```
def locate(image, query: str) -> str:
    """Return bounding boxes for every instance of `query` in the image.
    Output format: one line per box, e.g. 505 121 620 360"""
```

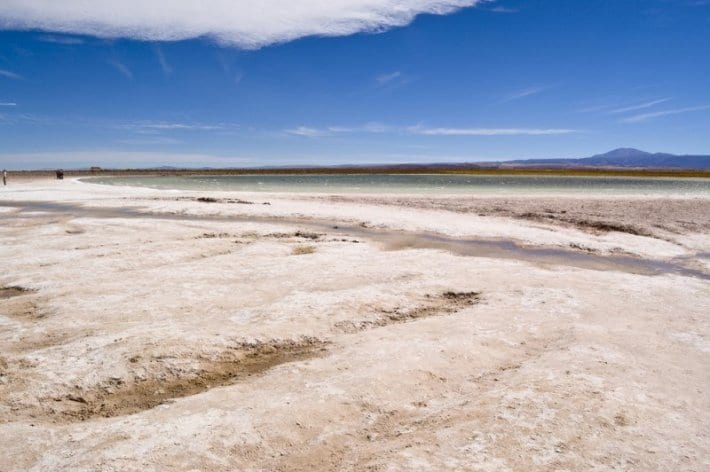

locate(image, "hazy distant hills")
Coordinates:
500 148 710 170
66 148 708 173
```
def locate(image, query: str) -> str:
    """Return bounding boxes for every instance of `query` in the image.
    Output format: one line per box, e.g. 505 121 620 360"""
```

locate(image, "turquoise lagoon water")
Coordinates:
86 174 710 196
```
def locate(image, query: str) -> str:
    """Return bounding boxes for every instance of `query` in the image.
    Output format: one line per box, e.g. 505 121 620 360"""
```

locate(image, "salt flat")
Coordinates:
1 177 708 471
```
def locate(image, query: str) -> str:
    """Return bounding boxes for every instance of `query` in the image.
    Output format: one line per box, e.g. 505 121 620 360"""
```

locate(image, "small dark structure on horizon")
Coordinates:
56 169 64 180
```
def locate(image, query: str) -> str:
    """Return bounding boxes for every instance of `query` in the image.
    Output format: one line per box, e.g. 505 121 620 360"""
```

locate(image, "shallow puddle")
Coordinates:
2 200 708 280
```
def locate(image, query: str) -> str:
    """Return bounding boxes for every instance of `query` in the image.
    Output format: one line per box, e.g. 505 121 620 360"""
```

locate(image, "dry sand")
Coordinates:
0 177 709 471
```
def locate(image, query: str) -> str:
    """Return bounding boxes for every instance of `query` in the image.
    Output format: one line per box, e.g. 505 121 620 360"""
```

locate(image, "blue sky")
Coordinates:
0 0 709 169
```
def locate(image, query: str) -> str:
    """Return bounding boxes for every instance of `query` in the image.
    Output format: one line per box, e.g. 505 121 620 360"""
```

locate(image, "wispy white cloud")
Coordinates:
330 123 392 133
0 69 23 80
288 122 393 137
620 104 710 123
376 71 402 85
486 6 518 13
285 126 331 137
117 121 232 132
36 34 84 44
214 52 245 85
501 85 547 102
115 136 182 145
578 97 672 115
374 71 411 90
576 103 615 113
361 122 391 133
154 45 172 75
411 126 577 136
607 98 671 114
3 111 575 140
107 59 133 80
0 102 16 106
287 123 577 137
0 150 259 170
0 114 236 133
0 113 57 126
0 1 483 49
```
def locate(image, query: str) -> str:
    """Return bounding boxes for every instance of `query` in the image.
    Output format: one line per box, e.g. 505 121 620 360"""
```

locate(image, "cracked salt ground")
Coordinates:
0 177 708 471
2 199 708 279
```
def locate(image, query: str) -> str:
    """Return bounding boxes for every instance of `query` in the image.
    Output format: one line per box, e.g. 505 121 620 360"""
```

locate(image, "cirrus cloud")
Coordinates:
620 104 710 123
287 123 578 137
409 126 577 136
0 1 482 49
0 69 23 80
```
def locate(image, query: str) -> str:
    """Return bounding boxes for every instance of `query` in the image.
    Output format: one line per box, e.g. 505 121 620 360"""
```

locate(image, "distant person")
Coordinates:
56 169 64 180
2 169 6 186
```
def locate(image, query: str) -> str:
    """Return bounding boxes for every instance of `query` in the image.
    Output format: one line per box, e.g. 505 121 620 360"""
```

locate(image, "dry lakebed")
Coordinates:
0 176 709 471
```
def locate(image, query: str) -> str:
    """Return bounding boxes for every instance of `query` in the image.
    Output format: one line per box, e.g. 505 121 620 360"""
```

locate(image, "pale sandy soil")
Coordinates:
1 177 709 471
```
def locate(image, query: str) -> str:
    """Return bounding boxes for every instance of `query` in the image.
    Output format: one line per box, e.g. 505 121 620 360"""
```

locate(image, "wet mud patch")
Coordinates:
568 219 652 237
569 243 597 253
260 231 323 241
63 224 86 235
44 337 328 422
196 230 323 243
134 196 270 205
292 245 317 255
518 213 653 237
6 200 705 279
1 298 43 320
0 286 36 300
0 287 44 320
196 197 257 205
335 291 481 333
195 232 234 239
294 231 320 240
10 331 77 353
195 231 329 250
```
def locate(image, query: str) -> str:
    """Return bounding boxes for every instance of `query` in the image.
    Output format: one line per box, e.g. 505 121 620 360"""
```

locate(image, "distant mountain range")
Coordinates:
499 148 710 170
68 148 709 172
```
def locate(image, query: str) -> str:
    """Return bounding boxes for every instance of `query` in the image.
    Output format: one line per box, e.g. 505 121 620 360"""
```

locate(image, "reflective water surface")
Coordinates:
86 174 710 196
